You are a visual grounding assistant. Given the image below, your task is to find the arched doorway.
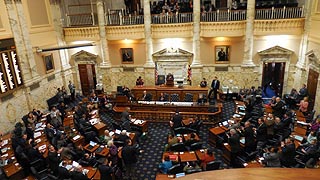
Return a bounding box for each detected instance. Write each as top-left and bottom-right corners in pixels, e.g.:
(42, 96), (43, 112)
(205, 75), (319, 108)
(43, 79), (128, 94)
(71, 50), (99, 96)
(258, 46), (293, 98)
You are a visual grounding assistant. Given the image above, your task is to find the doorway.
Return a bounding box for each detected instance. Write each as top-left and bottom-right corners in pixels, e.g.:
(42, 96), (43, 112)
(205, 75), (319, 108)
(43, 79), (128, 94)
(307, 68), (318, 111)
(262, 62), (286, 97)
(78, 64), (97, 96)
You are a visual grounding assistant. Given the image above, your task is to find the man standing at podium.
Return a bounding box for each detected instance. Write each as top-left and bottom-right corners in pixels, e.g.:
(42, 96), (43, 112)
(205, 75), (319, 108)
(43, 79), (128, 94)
(208, 76), (220, 100)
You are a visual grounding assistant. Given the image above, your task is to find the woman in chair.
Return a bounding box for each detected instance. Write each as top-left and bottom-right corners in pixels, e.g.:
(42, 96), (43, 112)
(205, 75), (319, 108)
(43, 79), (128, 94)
(200, 149), (215, 170)
(159, 155), (173, 174)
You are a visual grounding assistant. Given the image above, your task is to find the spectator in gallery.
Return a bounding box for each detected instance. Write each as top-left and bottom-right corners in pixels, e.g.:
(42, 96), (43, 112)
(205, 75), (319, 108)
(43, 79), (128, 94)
(200, 78), (207, 87)
(136, 76), (144, 86)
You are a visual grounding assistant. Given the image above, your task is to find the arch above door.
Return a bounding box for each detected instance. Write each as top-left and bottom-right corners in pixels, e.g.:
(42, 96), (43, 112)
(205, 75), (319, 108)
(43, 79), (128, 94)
(258, 45), (293, 96)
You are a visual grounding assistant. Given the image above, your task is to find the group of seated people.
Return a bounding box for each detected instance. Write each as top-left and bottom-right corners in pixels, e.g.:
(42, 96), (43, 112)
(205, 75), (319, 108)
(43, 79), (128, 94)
(222, 84), (320, 168)
(151, 0), (194, 14)
(1, 85), (148, 180)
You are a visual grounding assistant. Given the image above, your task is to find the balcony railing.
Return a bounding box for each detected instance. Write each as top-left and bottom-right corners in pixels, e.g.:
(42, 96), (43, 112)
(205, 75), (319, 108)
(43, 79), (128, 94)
(106, 14), (144, 26)
(151, 13), (193, 24)
(64, 7), (304, 27)
(255, 6), (304, 19)
(201, 9), (247, 22)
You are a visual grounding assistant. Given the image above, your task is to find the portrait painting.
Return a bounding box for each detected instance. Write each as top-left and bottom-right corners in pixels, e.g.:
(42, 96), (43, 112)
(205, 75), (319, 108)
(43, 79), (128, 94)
(121, 48), (134, 63)
(43, 54), (54, 73)
(215, 45), (230, 63)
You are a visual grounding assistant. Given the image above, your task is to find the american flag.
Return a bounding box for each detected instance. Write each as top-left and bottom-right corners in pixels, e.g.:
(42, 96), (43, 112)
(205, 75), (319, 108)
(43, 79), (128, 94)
(155, 63), (158, 85)
(187, 64), (192, 85)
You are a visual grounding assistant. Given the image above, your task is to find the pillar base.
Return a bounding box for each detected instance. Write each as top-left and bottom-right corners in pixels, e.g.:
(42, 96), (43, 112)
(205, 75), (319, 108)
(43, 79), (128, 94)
(144, 61), (155, 68)
(100, 62), (111, 68)
(241, 61), (256, 67)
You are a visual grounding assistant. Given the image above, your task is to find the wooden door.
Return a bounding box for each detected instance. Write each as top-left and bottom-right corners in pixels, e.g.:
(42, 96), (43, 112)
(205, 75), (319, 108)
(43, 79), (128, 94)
(307, 68), (319, 111)
(78, 64), (95, 96)
(262, 62), (286, 97)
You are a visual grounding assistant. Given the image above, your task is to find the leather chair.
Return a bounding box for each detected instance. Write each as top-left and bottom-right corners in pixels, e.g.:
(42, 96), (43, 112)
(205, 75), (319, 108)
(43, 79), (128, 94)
(174, 127), (197, 135)
(206, 160), (221, 171)
(184, 93), (193, 102)
(170, 142), (187, 152)
(171, 94), (180, 102)
(167, 164), (184, 175)
(190, 142), (205, 151)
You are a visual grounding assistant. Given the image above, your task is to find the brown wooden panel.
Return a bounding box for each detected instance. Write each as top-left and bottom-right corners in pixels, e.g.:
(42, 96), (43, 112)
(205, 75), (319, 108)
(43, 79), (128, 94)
(307, 68), (319, 111)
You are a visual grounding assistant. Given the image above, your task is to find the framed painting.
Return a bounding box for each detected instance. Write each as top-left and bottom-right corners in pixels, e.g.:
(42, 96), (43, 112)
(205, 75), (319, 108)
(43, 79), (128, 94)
(121, 48), (134, 63)
(43, 54), (54, 73)
(215, 45), (230, 64)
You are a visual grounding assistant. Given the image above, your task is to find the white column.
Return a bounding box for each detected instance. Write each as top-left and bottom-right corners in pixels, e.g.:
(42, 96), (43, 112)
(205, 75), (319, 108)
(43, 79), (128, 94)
(4, 0), (33, 82)
(49, 0), (70, 70)
(97, 0), (111, 67)
(242, 0), (255, 67)
(143, 0), (154, 67)
(296, 0), (312, 69)
(192, 0), (201, 66)
(14, 0), (40, 80)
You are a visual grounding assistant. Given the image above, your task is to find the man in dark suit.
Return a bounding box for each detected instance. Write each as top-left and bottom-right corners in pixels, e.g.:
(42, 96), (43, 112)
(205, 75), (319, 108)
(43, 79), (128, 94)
(98, 158), (113, 180)
(170, 111), (183, 129)
(271, 97), (285, 118)
(208, 76), (220, 100)
(241, 121), (256, 153)
(70, 165), (89, 180)
(228, 129), (241, 168)
(280, 138), (296, 167)
(298, 83), (308, 101)
(122, 139), (141, 180)
(254, 118), (267, 153)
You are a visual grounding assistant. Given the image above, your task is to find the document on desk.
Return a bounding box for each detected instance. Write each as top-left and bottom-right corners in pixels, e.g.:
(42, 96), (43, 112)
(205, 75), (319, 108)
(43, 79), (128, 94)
(34, 132), (42, 139)
(73, 135), (81, 141)
(297, 121), (309, 126)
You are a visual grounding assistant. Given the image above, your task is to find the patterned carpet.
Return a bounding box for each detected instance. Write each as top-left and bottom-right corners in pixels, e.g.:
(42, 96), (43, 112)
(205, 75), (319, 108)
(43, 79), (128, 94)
(99, 100), (235, 180)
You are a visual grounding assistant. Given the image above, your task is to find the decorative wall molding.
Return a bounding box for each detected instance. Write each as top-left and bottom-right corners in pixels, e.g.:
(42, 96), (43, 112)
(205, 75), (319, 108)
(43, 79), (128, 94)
(64, 27), (99, 41)
(200, 21), (246, 37)
(254, 19), (305, 35)
(106, 25), (144, 40)
(151, 23), (193, 38)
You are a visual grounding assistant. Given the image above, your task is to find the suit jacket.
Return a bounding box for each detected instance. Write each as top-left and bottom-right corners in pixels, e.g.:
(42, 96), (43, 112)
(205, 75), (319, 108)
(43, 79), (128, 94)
(264, 152), (281, 167)
(211, 80), (220, 90)
(272, 101), (285, 118)
(122, 145), (139, 165)
(280, 143), (296, 166)
(229, 133), (241, 153)
(243, 126), (255, 148)
(58, 167), (71, 179)
(70, 171), (89, 180)
(256, 123), (267, 142)
(98, 164), (113, 180)
(172, 114), (183, 128)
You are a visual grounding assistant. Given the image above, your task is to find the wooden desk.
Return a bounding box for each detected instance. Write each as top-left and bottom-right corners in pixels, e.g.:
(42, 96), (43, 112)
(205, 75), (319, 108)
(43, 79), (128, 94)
(70, 134), (85, 147)
(83, 166), (97, 179)
(182, 133), (200, 142)
(84, 144), (99, 153)
(131, 119), (148, 132)
(95, 146), (109, 157)
(208, 127), (227, 147)
(182, 118), (195, 126)
(174, 168), (320, 180)
(222, 143), (231, 165)
(244, 160), (264, 168)
(3, 162), (23, 178)
(179, 151), (198, 162)
(155, 173), (175, 180)
(94, 122), (107, 136)
(131, 86), (209, 102)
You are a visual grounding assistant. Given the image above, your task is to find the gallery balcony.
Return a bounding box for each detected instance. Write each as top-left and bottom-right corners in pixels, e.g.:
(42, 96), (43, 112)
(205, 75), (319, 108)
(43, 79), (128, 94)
(63, 6), (305, 41)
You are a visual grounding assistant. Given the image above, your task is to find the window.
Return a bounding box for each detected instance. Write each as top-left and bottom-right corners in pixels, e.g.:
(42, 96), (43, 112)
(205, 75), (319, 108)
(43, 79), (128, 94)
(0, 38), (23, 95)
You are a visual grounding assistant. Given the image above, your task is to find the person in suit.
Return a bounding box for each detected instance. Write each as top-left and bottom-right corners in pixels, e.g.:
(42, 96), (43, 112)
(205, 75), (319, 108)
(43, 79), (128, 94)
(159, 92), (166, 101)
(217, 48), (226, 61)
(254, 118), (268, 153)
(170, 111), (183, 129)
(280, 138), (296, 167)
(141, 90), (152, 101)
(241, 121), (256, 153)
(208, 76), (220, 100)
(68, 81), (76, 101)
(136, 76), (144, 86)
(47, 145), (60, 174)
(200, 78), (207, 87)
(70, 165), (89, 180)
(298, 84), (308, 101)
(227, 129), (241, 168)
(98, 158), (113, 180)
(263, 146), (281, 167)
(122, 139), (142, 180)
(197, 93), (207, 104)
(58, 161), (71, 179)
(271, 97), (285, 119)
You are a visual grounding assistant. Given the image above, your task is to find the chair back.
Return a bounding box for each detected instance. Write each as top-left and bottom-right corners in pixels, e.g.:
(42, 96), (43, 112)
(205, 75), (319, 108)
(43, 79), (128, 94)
(170, 142), (187, 152)
(206, 161), (221, 171)
(171, 94), (180, 102)
(168, 164), (184, 175)
(190, 142), (204, 151)
(184, 93), (193, 102)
